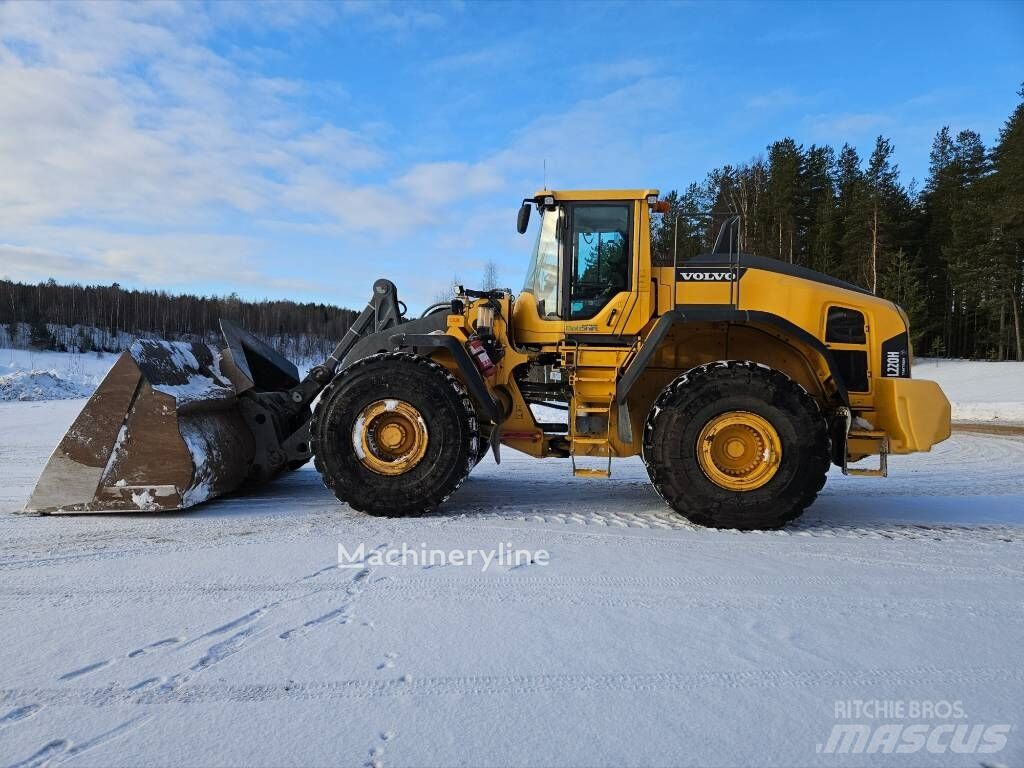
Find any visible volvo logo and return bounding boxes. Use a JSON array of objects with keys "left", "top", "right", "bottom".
[{"left": 676, "top": 268, "right": 746, "bottom": 282}]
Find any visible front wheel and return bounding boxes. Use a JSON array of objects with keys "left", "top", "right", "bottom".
[
  {"left": 311, "top": 353, "right": 480, "bottom": 516},
  {"left": 642, "top": 361, "right": 830, "bottom": 530}
]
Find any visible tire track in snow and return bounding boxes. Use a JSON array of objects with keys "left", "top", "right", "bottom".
[
  {"left": 5, "top": 565, "right": 1021, "bottom": 614},
  {"left": 363, "top": 583, "right": 1024, "bottom": 620},
  {"left": 1, "top": 505, "right": 1019, "bottom": 577},
  {"left": 785, "top": 547, "right": 1024, "bottom": 578},
  {"left": 3, "top": 666, "right": 1023, "bottom": 709}
]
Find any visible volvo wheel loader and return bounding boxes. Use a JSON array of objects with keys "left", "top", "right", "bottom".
[{"left": 26, "top": 189, "right": 952, "bottom": 529}]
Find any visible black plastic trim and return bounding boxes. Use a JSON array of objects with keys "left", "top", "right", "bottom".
[
  {"left": 565, "top": 334, "right": 632, "bottom": 346},
  {"left": 684, "top": 253, "right": 871, "bottom": 296},
  {"left": 344, "top": 311, "right": 448, "bottom": 366}
]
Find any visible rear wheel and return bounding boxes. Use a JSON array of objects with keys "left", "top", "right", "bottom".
[
  {"left": 311, "top": 353, "right": 479, "bottom": 516},
  {"left": 642, "top": 361, "right": 830, "bottom": 530}
]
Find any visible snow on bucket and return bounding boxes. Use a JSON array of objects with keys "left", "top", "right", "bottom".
[{"left": 25, "top": 340, "right": 255, "bottom": 514}]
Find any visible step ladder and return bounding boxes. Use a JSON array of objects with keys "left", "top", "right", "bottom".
[
  {"left": 569, "top": 398, "right": 614, "bottom": 478},
  {"left": 564, "top": 343, "right": 638, "bottom": 479},
  {"left": 844, "top": 428, "right": 889, "bottom": 477},
  {"left": 837, "top": 407, "right": 889, "bottom": 477}
]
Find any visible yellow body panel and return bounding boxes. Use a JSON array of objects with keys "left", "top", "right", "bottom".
[
  {"left": 442, "top": 188, "right": 950, "bottom": 472},
  {"left": 871, "top": 378, "right": 951, "bottom": 453}
]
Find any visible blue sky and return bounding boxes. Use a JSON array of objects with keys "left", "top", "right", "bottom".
[{"left": 1, "top": 1, "right": 1022, "bottom": 310}]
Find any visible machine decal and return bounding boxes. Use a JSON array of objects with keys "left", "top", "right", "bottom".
[{"left": 881, "top": 332, "right": 911, "bottom": 377}]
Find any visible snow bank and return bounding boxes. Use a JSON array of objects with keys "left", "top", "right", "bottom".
[
  {"left": 1, "top": 348, "right": 112, "bottom": 391},
  {"left": 0, "top": 370, "right": 92, "bottom": 401},
  {"left": 916, "top": 358, "right": 1024, "bottom": 423}
]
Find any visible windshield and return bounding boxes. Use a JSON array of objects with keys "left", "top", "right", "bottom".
[{"left": 521, "top": 207, "right": 561, "bottom": 318}]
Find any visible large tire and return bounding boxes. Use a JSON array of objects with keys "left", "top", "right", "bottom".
[
  {"left": 311, "top": 353, "right": 479, "bottom": 516},
  {"left": 642, "top": 361, "right": 830, "bottom": 530}
]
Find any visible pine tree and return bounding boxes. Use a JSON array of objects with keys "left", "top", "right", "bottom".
[
  {"left": 879, "top": 249, "right": 928, "bottom": 350},
  {"left": 865, "top": 136, "right": 902, "bottom": 294},
  {"left": 919, "top": 127, "right": 958, "bottom": 353},
  {"left": 989, "top": 84, "right": 1024, "bottom": 359},
  {"left": 802, "top": 145, "right": 839, "bottom": 274},
  {"left": 834, "top": 144, "right": 868, "bottom": 285},
  {"left": 766, "top": 139, "right": 803, "bottom": 263}
]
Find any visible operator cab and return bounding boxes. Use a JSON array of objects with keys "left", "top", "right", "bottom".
[{"left": 517, "top": 190, "right": 655, "bottom": 328}]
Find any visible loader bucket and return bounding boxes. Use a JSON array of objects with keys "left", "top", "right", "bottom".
[{"left": 25, "top": 340, "right": 256, "bottom": 514}]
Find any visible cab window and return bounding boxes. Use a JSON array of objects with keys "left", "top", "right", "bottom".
[
  {"left": 826, "top": 306, "right": 866, "bottom": 344},
  {"left": 521, "top": 207, "right": 561, "bottom": 319},
  {"left": 568, "top": 204, "right": 630, "bottom": 320},
  {"left": 825, "top": 306, "right": 869, "bottom": 392}
]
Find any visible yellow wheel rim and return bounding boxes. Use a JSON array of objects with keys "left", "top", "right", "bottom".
[
  {"left": 696, "top": 411, "right": 782, "bottom": 491},
  {"left": 352, "top": 399, "right": 429, "bottom": 476}
]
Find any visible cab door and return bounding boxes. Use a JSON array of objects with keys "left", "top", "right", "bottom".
[{"left": 562, "top": 202, "right": 634, "bottom": 336}]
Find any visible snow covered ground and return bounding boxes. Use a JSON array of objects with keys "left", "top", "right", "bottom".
[
  {"left": 913, "top": 358, "right": 1024, "bottom": 423},
  {"left": 0, "top": 396, "right": 1022, "bottom": 767}
]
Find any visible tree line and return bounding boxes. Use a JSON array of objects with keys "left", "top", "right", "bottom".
[
  {"left": 0, "top": 278, "right": 357, "bottom": 361},
  {"left": 652, "top": 86, "right": 1024, "bottom": 360}
]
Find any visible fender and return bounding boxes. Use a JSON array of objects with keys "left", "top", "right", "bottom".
[
  {"left": 390, "top": 332, "right": 504, "bottom": 463},
  {"left": 615, "top": 308, "right": 850, "bottom": 442},
  {"left": 388, "top": 332, "right": 502, "bottom": 424}
]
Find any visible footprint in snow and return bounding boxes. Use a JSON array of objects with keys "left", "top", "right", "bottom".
[
  {"left": 181, "top": 606, "right": 271, "bottom": 647},
  {"left": 58, "top": 659, "right": 112, "bottom": 681},
  {"left": 8, "top": 716, "right": 151, "bottom": 768},
  {"left": 0, "top": 704, "right": 43, "bottom": 730},
  {"left": 377, "top": 652, "right": 398, "bottom": 670},
  {"left": 365, "top": 729, "right": 396, "bottom": 768},
  {"left": 127, "top": 637, "right": 182, "bottom": 658},
  {"left": 279, "top": 605, "right": 350, "bottom": 640},
  {"left": 127, "top": 677, "right": 164, "bottom": 692}
]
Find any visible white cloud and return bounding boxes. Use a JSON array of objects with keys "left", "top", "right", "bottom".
[
  {"left": 429, "top": 42, "right": 520, "bottom": 72},
  {"left": 747, "top": 87, "right": 808, "bottom": 110},
  {"left": 0, "top": 231, "right": 319, "bottom": 293},
  {"left": 582, "top": 57, "right": 660, "bottom": 84},
  {"left": 0, "top": 1, "right": 497, "bottom": 297},
  {"left": 805, "top": 112, "right": 893, "bottom": 136},
  {"left": 0, "top": 2, "right": 692, "bottom": 307}
]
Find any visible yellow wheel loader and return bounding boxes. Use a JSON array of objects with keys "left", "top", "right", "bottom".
[{"left": 26, "top": 189, "right": 952, "bottom": 529}]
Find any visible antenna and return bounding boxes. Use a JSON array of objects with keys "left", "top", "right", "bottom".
[
  {"left": 543, "top": 159, "right": 547, "bottom": 190},
  {"left": 672, "top": 214, "right": 679, "bottom": 312}
]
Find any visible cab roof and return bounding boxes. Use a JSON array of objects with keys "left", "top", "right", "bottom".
[{"left": 532, "top": 188, "right": 659, "bottom": 202}]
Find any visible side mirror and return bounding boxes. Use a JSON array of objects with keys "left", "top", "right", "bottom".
[{"left": 516, "top": 202, "right": 531, "bottom": 234}]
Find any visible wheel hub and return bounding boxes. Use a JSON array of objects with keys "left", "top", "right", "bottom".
[
  {"left": 697, "top": 411, "right": 781, "bottom": 491},
  {"left": 352, "top": 399, "right": 429, "bottom": 476}
]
